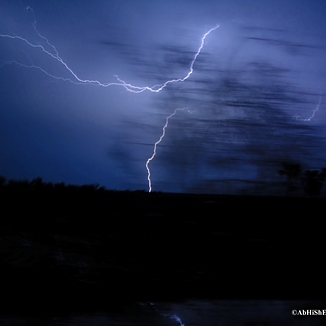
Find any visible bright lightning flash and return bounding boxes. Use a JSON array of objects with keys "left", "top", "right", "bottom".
[
  {"left": 146, "top": 108, "right": 191, "bottom": 193},
  {"left": 0, "top": 7, "right": 219, "bottom": 92},
  {"left": 0, "top": 6, "right": 219, "bottom": 192}
]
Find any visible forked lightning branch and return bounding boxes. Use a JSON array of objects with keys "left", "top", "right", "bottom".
[{"left": 0, "top": 6, "right": 219, "bottom": 192}]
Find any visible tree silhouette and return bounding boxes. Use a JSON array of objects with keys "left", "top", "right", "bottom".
[
  {"left": 278, "top": 162, "right": 302, "bottom": 195},
  {"left": 0, "top": 175, "right": 6, "bottom": 187},
  {"left": 302, "top": 169, "right": 325, "bottom": 196}
]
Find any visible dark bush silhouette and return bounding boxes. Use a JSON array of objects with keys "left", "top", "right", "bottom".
[
  {"left": 0, "top": 175, "right": 6, "bottom": 187},
  {"left": 302, "top": 169, "right": 325, "bottom": 196},
  {"left": 278, "top": 162, "right": 301, "bottom": 195}
]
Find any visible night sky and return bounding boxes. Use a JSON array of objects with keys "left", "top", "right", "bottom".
[{"left": 1, "top": 0, "right": 326, "bottom": 194}]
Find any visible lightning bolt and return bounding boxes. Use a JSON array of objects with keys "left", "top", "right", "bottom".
[
  {"left": 293, "top": 93, "right": 322, "bottom": 122},
  {"left": 116, "top": 24, "right": 220, "bottom": 93},
  {"left": 145, "top": 108, "right": 192, "bottom": 193},
  {"left": 0, "top": 32, "right": 128, "bottom": 88},
  {"left": 0, "top": 7, "right": 219, "bottom": 92},
  {"left": 0, "top": 6, "right": 218, "bottom": 191}
]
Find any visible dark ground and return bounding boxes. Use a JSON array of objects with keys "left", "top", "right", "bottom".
[{"left": 0, "top": 187, "right": 325, "bottom": 314}]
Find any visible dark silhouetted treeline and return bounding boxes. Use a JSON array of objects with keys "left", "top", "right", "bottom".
[{"left": 279, "top": 162, "right": 326, "bottom": 196}]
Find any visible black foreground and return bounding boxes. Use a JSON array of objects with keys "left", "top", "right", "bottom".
[{"left": 1, "top": 188, "right": 325, "bottom": 313}]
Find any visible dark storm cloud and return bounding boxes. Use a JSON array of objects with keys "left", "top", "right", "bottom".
[
  {"left": 247, "top": 36, "right": 320, "bottom": 54},
  {"left": 99, "top": 40, "right": 126, "bottom": 48}
]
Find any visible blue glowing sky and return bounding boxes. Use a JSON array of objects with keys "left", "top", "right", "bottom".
[{"left": 1, "top": 0, "right": 326, "bottom": 194}]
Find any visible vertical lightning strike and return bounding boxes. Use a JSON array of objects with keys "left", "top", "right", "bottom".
[
  {"left": 146, "top": 108, "right": 191, "bottom": 193},
  {"left": 294, "top": 93, "right": 322, "bottom": 122}
]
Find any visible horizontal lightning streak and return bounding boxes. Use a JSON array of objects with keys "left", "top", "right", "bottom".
[
  {"left": 0, "top": 33, "right": 127, "bottom": 88},
  {"left": 146, "top": 108, "right": 191, "bottom": 192},
  {"left": 0, "top": 13, "right": 219, "bottom": 92}
]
